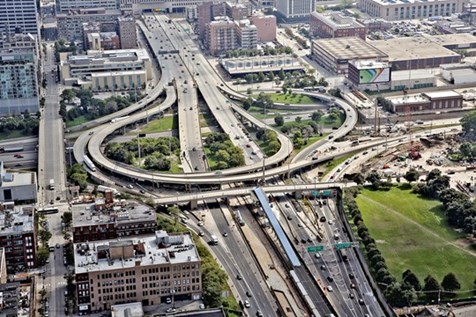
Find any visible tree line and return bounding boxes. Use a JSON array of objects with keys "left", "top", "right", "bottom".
[
  {"left": 344, "top": 188, "right": 469, "bottom": 307},
  {"left": 59, "top": 88, "right": 142, "bottom": 123},
  {"left": 0, "top": 112, "right": 39, "bottom": 136}
]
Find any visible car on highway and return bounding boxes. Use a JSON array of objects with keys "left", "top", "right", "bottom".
[
  {"left": 246, "top": 291, "right": 252, "bottom": 297},
  {"left": 349, "top": 293, "right": 355, "bottom": 299},
  {"left": 244, "top": 300, "right": 250, "bottom": 308},
  {"left": 56, "top": 243, "right": 60, "bottom": 249},
  {"left": 222, "top": 232, "right": 228, "bottom": 237},
  {"left": 327, "top": 276, "right": 334, "bottom": 283},
  {"left": 198, "top": 230, "right": 204, "bottom": 237},
  {"left": 320, "top": 265, "right": 326, "bottom": 271},
  {"left": 320, "top": 216, "right": 326, "bottom": 222},
  {"left": 126, "top": 184, "right": 133, "bottom": 189},
  {"left": 197, "top": 221, "right": 204, "bottom": 226},
  {"left": 358, "top": 299, "right": 365, "bottom": 305},
  {"left": 315, "top": 253, "right": 321, "bottom": 259},
  {"left": 327, "top": 285, "right": 333, "bottom": 292},
  {"left": 349, "top": 273, "right": 355, "bottom": 279},
  {"left": 256, "top": 311, "right": 263, "bottom": 317},
  {"left": 236, "top": 274, "right": 242, "bottom": 280},
  {"left": 14, "top": 154, "right": 24, "bottom": 158}
]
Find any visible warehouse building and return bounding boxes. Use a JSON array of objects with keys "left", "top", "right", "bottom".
[
  {"left": 370, "top": 37, "right": 461, "bottom": 71},
  {"left": 309, "top": 12, "right": 367, "bottom": 40},
  {"left": 74, "top": 231, "right": 202, "bottom": 313},
  {"left": 388, "top": 90, "right": 463, "bottom": 113},
  {"left": 310, "top": 37, "right": 388, "bottom": 74}
]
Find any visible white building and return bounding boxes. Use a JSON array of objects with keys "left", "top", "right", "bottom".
[
  {"left": 56, "top": 0, "right": 120, "bottom": 13},
  {"left": 60, "top": 49, "right": 152, "bottom": 91},
  {"left": 0, "top": 163, "right": 37, "bottom": 203},
  {"left": 275, "top": 0, "right": 316, "bottom": 20},
  {"left": 236, "top": 20, "right": 258, "bottom": 50}
]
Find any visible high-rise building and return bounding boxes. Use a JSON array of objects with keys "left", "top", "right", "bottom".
[
  {"left": 197, "top": 1, "right": 226, "bottom": 40},
  {"left": 0, "top": 47, "right": 39, "bottom": 115},
  {"left": 309, "top": 12, "right": 367, "bottom": 40},
  {"left": 236, "top": 20, "right": 257, "bottom": 49},
  {"left": 117, "top": 16, "right": 137, "bottom": 49},
  {"left": 74, "top": 231, "right": 202, "bottom": 314},
  {"left": 275, "top": 0, "right": 315, "bottom": 20},
  {"left": 0, "top": 0, "right": 39, "bottom": 35},
  {"left": 56, "top": 0, "right": 120, "bottom": 13},
  {"left": 225, "top": 2, "right": 250, "bottom": 20},
  {"left": 205, "top": 17, "right": 239, "bottom": 55},
  {"left": 250, "top": 15, "right": 277, "bottom": 42}
]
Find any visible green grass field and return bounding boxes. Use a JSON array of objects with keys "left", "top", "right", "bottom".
[
  {"left": 203, "top": 147, "right": 218, "bottom": 170},
  {"left": 0, "top": 130, "right": 32, "bottom": 141},
  {"left": 138, "top": 115, "right": 178, "bottom": 133},
  {"left": 256, "top": 93, "right": 317, "bottom": 104},
  {"left": 356, "top": 187, "right": 476, "bottom": 293},
  {"left": 65, "top": 115, "right": 88, "bottom": 128}
]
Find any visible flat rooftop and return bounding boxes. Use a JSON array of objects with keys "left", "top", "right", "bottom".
[
  {"left": 221, "top": 55, "right": 304, "bottom": 75},
  {"left": 310, "top": 12, "right": 364, "bottom": 29},
  {"left": 370, "top": 37, "right": 460, "bottom": 61},
  {"left": 1, "top": 171, "right": 35, "bottom": 187},
  {"left": 72, "top": 200, "right": 155, "bottom": 228},
  {"left": 388, "top": 94, "right": 428, "bottom": 105},
  {"left": 425, "top": 33, "right": 476, "bottom": 47},
  {"left": 424, "top": 90, "right": 461, "bottom": 99},
  {"left": 0, "top": 206, "right": 34, "bottom": 236},
  {"left": 74, "top": 231, "right": 200, "bottom": 274},
  {"left": 312, "top": 37, "right": 388, "bottom": 60},
  {"left": 111, "top": 302, "right": 144, "bottom": 317}
]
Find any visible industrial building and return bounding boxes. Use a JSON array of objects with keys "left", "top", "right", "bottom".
[
  {"left": 220, "top": 54, "right": 305, "bottom": 76},
  {"left": 74, "top": 231, "right": 202, "bottom": 313},
  {"left": 310, "top": 37, "right": 388, "bottom": 74},
  {"left": 59, "top": 48, "right": 152, "bottom": 91},
  {"left": 347, "top": 60, "right": 391, "bottom": 90},
  {"left": 0, "top": 162, "right": 38, "bottom": 203},
  {"left": 309, "top": 12, "right": 367, "bottom": 40},
  {"left": 390, "top": 69, "right": 436, "bottom": 91},
  {"left": 427, "top": 33, "right": 476, "bottom": 50},
  {"left": 0, "top": 47, "right": 39, "bottom": 116},
  {"left": 72, "top": 199, "right": 158, "bottom": 243},
  {"left": 0, "top": 204, "right": 36, "bottom": 273},
  {"left": 440, "top": 63, "right": 476, "bottom": 85},
  {"left": 369, "top": 37, "right": 461, "bottom": 71},
  {"left": 359, "top": 0, "right": 466, "bottom": 21},
  {"left": 387, "top": 90, "right": 463, "bottom": 113}
]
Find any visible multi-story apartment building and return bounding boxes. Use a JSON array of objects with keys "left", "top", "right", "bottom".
[
  {"left": 57, "top": 8, "right": 122, "bottom": 41},
  {"left": 59, "top": 48, "right": 152, "bottom": 91},
  {"left": 197, "top": 1, "right": 226, "bottom": 40},
  {"left": 0, "top": 205, "right": 36, "bottom": 273},
  {"left": 74, "top": 231, "right": 202, "bottom": 313},
  {"left": 236, "top": 20, "right": 258, "bottom": 49},
  {"left": 250, "top": 15, "right": 277, "bottom": 42},
  {"left": 275, "top": 0, "right": 316, "bottom": 20},
  {"left": 225, "top": 2, "right": 250, "bottom": 20},
  {"left": 309, "top": 12, "right": 367, "bottom": 40},
  {"left": 0, "top": 33, "right": 38, "bottom": 55},
  {"left": 359, "top": 0, "right": 466, "bottom": 21},
  {"left": 0, "top": 48, "right": 39, "bottom": 116},
  {"left": 117, "top": 16, "right": 137, "bottom": 49},
  {"left": 205, "top": 17, "right": 239, "bottom": 55},
  {"left": 56, "top": 0, "right": 120, "bottom": 13},
  {"left": 72, "top": 200, "right": 158, "bottom": 243},
  {"left": 0, "top": 0, "right": 39, "bottom": 35}
]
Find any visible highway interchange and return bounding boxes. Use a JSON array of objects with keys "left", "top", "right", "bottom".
[{"left": 30, "top": 12, "right": 466, "bottom": 317}]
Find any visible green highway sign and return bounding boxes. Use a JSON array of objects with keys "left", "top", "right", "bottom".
[
  {"left": 307, "top": 245, "right": 325, "bottom": 253},
  {"left": 335, "top": 242, "right": 353, "bottom": 250}
]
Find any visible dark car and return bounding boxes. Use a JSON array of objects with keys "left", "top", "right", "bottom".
[{"left": 358, "top": 299, "right": 365, "bottom": 305}]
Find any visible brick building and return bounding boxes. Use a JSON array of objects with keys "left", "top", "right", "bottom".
[{"left": 309, "top": 12, "right": 367, "bottom": 40}]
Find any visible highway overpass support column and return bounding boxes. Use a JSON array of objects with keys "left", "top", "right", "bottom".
[
  {"left": 293, "top": 191, "right": 302, "bottom": 199},
  {"left": 190, "top": 199, "right": 198, "bottom": 210}
]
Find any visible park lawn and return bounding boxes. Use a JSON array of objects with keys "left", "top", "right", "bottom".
[
  {"left": 65, "top": 115, "right": 88, "bottom": 128},
  {"left": 293, "top": 134, "right": 328, "bottom": 155},
  {"left": 136, "top": 115, "right": 177, "bottom": 134},
  {"left": 257, "top": 93, "right": 317, "bottom": 104},
  {"left": 356, "top": 187, "right": 476, "bottom": 293}
]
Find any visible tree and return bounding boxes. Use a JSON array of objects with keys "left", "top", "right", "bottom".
[
  {"left": 461, "top": 110, "right": 476, "bottom": 141},
  {"left": 36, "top": 246, "right": 49, "bottom": 266},
  {"left": 61, "top": 212, "right": 73, "bottom": 228},
  {"left": 243, "top": 97, "right": 253, "bottom": 110},
  {"left": 312, "top": 110, "right": 323, "bottom": 122},
  {"left": 404, "top": 168, "right": 420, "bottom": 183},
  {"left": 328, "top": 88, "right": 343, "bottom": 98},
  {"left": 38, "top": 229, "right": 52, "bottom": 246},
  {"left": 402, "top": 269, "right": 421, "bottom": 291},
  {"left": 366, "top": 172, "right": 381, "bottom": 190},
  {"left": 246, "top": 87, "right": 253, "bottom": 95},
  {"left": 274, "top": 115, "right": 284, "bottom": 126},
  {"left": 423, "top": 275, "right": 441, "bottom": 300},
  {"left": 295, "top": 116, "right": 302, "bottom": 123},
  {"left": 441, "top": 272, "right": 461, "bottom": 292}
]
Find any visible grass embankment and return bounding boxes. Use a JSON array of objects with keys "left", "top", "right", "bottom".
[
  {"left": 138, "top": 115, "right": 178, "bottom": 133},
  {"left": 273, "top": 114, "right": 345, "bottom": 129},
  {"left": 257, "top": 93, "right": 317, "bottom": 104},
  {"left": 356, "top": 187, "right": 476, "bottom": 293},
  {"left": 320, "top": 152, "right": 357, "bottom": 177},
  {"left": 65, "top": 115, "right": 88, "bottom": 128}
]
